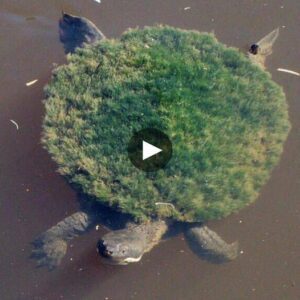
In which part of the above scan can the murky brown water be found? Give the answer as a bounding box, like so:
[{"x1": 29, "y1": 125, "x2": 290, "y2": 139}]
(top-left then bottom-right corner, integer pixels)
[{"x1": 0, "y1": 1, "x2": 299, "y2": 299}]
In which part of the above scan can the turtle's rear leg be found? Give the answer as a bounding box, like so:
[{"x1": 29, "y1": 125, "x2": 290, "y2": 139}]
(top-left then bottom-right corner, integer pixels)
[
  {"x1": 184, "y1": 225, "x2": 239, "y2": 264},
  {"x1": 59, "y1": 12, "x2": 105, "y2": 53},
  {"x1": 31, "y1": 211, "x2": 96, "y2": 270}
]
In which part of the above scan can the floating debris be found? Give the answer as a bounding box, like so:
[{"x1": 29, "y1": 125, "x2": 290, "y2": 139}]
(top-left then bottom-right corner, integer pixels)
[
  {"x1": 26, "y1": 79, "x2": 38, "y2": 86},
  {"x1": 184, "y1": 7, "x2": 191, "y2": 11},
  {"x1": 290, "y1": 280, "x2": 296, "y2": 287},
  {"x1": 10, "y1": 119, "x2": 19, "y2": 130},
  {"x1": 93, "y1": 0, "x2": 101, "y2": 3},
  {"x1": 277, "y1": 68, "x2": 300, "y2": 77},
  {"x1": 155, "y1": 202, "x2": 175, "y2": 209}
]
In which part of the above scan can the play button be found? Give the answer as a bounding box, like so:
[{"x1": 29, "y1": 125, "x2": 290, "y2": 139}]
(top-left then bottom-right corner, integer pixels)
[
  {"x1": 128, "y1": 128, "x2": 172, "y2": 172},
  {"x1": 143, "y1": 141, "x2": 162, "y2": 160}
]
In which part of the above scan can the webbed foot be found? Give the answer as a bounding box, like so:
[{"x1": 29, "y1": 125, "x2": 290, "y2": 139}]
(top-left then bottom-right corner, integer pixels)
[
  {"x1": 59, "y1": 12, "x2": 105, "y2": 53},
  {"x1": 31, "y1": 236, "x2": 67, "y2": 270}
]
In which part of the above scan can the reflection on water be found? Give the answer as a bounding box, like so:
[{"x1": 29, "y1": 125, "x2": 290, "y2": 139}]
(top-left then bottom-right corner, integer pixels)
[{"x1": 0, "y1": 0, "x2": 299, "y2": 299}]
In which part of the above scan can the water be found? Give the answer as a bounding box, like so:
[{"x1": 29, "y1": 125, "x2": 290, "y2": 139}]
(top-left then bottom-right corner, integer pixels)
[{"x1": 0, "y1": 0, "x2": 299, "y2": 299}]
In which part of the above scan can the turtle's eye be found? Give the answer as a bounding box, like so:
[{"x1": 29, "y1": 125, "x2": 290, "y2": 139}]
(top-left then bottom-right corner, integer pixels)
[{"x1": 120, "y1": 246, "x2": 129, "y2": 255}]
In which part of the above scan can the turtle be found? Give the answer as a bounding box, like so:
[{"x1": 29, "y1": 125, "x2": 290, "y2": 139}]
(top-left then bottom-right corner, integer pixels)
[{"x1": 31, "y1": 13, "x2": 290, "y2": 269}]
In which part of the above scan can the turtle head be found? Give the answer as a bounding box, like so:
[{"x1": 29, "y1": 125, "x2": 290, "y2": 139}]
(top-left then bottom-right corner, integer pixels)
[
  {"x1": 97, "y1": 229, "x2": 145, "y2": 265},
  {"x1": 59, "y1": 12, "x2": 104, "y2": 53}
]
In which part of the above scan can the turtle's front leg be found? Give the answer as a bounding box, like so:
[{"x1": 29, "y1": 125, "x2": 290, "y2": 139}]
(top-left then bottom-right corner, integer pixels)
[
  {"x1": 31, "y1": 211, "x2": 96, "y2": 270},
  {"x1": 184, "y1": 225, "x2": 239, "y2": 263}
]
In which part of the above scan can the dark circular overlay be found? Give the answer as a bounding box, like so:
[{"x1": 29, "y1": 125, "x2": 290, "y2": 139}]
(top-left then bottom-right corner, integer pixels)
[{"x1": 128, "y1": 128, "x2": 172, "y2": 172}]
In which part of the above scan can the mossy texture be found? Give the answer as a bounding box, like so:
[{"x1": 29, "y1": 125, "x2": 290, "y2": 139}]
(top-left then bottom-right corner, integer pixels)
[{"x1": 43, "y1": 26, "x2": 290, "y2": 222}]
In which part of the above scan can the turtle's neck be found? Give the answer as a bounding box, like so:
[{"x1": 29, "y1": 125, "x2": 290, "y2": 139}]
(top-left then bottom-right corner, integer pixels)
[{"x1": 126, "y1": 220, "x2": 169, "y2": 253}]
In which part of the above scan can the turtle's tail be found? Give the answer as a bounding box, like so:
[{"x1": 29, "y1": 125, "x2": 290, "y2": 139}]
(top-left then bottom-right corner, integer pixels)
[{"x1": 31, "y1": 211, "x2": 96, "y2": 270}]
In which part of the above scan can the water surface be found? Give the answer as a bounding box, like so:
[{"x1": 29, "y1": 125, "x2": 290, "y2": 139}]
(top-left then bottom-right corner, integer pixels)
[{"x1": 0, "y1": 1, "x2": 299, "y2": 299}]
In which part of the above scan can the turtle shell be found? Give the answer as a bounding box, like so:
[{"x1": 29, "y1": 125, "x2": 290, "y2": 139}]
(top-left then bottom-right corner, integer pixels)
[{"x1": 43, "y1": 26, "x2": 290, "y2": 222}]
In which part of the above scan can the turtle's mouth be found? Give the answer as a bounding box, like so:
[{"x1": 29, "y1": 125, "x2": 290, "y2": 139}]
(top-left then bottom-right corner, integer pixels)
[{"x1": 99, "y1": 254, "x2": 143, "y2": 265}]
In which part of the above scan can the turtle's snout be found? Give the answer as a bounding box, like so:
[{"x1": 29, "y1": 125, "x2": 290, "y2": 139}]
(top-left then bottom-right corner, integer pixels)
[
  {"x1": 97, "y1": 239, "x2": 108, "y2": 256},
  {"x1": 97, "y1": 240, "x2": 111, "y2": 257}
]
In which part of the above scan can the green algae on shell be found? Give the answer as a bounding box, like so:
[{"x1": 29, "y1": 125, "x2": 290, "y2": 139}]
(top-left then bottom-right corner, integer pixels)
[{"x1": 42, "y1": 26, "x2": 290, "y2": 222}]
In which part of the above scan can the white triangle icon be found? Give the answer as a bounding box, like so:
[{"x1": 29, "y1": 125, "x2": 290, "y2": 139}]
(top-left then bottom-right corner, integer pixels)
[{"x1": 143, "y1": 141, "x2": 162, "y2": 160}]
